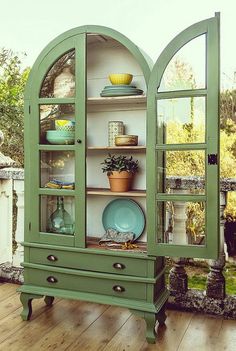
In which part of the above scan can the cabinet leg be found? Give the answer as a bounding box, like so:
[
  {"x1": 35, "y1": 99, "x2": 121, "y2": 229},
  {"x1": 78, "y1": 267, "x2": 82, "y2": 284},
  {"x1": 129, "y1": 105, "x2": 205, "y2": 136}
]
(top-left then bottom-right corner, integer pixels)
[
  {"x1": 20, "y1": 292, "x2": 43, "y2": 321},
  {"x1": 156, "y1": 304, "x2": 167, "y2": 326},
  {"x1": 44, "y1": 296, "x2": 54, "y2": 306},
  {"x1": 143, "y1": 312, "x2": 157, "y2": 344}
]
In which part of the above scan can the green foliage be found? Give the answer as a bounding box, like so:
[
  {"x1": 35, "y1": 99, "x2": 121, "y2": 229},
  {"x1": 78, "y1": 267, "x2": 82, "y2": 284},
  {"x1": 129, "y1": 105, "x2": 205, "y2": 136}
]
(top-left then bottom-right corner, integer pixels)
[
  {"x1": 220, "y1": 124, "x2": 236, "y2": 178},
  {"x1": 165, "y1": 119, "x2": 236, "y2": 179},
  {"x1": 101, "y1": 154, "x2": 139, "y2": 175},
  {"x1": 0, "y1": 48, "x2": 30, "y2": 166},
  {"x1": 224, "y1": 192, "x2": 236, "y2": 222},
  {"x1": 186, "y1": 202, "x2": 205, "y2": 242},
  {"x1": 166, "y1": 121, "x2": 205, "y2": 176},
  {"x1": 220, "y1": 89, "x2": 236, "y2": 131},
  {"x1": 163, "y1": 58, "x2": 197, "y2": 90},
  {"x1": 165, "y1": 117, "x2": 236, "y2": 236},
  {"x1": 164, "y1": 60, "x2": 236, "y2": 175},
  {"x1": 162, "y1": 60, "x2": 236, "y2": 224},
  {"x1": 224, "y1": 262, "x2": 236, "y2": 295}
]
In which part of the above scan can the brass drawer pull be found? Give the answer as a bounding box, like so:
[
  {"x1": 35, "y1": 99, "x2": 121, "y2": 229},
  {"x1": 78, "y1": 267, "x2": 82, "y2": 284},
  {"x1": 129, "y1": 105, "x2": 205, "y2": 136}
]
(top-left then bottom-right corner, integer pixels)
[
  {"x1": 47, "y1": 276, "x2": 58, "y2": 283},
  {"x1": 113, "y1": 262, "x2": 126, "y2": 270},
  {"x1": 113, "y1": 285, "x2": 125, "y2": 293},
  {"x1": 47, "y1": 255, "x2": 58, "y2": 262}
]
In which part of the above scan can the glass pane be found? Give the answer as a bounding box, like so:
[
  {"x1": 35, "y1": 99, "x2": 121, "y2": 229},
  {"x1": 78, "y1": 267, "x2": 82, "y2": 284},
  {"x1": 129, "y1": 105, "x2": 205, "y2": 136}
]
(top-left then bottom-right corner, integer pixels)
[
  {"x1": 40, "y1": 151, "x2": 75, "y2": 189},
  {"x1": 157, "y1": 97, "x2": 205, "y2": 144},
  {"x1": 39, "y1": 104, "x2": 75, "y2": 144},
  {"x1": 157, "y1": 201, "x2": 205, "y2": 246},
  {"x1": 40, "y1": 50, "x2": 75, "y2": 98},
  {"x1": 40, "y1": 195, "x2": 75, "y2": 235},
  {"x1": 159, "y1": 35, "x2": 206, "y2": 92},
  {"x1": 157, "y1": 150, "x2": 205, "y2": 194}
]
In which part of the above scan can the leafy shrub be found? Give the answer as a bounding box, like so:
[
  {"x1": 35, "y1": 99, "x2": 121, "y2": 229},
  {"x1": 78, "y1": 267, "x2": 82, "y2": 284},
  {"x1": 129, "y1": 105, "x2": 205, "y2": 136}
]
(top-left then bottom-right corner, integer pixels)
[{"x1": 0, "y1": 48, "x2": 30, "y2": 166}]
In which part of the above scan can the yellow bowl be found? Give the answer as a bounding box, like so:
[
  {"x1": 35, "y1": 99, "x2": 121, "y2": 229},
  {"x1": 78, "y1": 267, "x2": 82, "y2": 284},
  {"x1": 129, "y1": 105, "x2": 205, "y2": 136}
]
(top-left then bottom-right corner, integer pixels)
[
  {"x1": 109, "y1": 73, "x2": 133, "y2": 85},
  {"x1": 55, "y1": 119, "x2": 75, "y2": 132}
]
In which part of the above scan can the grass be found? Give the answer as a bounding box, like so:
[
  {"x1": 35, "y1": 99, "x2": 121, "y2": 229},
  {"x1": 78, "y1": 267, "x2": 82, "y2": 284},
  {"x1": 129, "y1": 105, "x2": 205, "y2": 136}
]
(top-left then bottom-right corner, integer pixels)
[
  {"x1": 224, "y1": 262, "x2": 236, "y2": 295},
  {"x1": 166, "y1": 259, "x2": 236, "y2": 295}
]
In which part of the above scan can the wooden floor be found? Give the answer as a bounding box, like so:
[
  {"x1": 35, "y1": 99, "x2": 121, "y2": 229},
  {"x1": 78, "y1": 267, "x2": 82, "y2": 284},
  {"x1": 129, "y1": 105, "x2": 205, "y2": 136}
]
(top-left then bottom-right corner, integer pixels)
[{"x1": 1, "y1": 282, "x2": 236, "y2": 351}]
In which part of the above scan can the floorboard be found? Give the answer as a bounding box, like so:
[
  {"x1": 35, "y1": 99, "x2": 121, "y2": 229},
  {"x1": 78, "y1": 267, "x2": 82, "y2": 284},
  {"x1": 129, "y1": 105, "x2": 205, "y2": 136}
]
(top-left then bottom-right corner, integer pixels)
[{"x1": 0, "y1": 283, "x2": 236, "y2": 351}]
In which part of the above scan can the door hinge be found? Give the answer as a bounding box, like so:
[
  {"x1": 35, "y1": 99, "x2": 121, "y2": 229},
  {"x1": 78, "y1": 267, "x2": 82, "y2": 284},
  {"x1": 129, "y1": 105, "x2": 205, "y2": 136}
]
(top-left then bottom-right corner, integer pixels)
[
  {"x1": 208, "y1": 154, "x2": 218, "y2": 165},
  {"x1": 29, "y1": 105, "x2": 31, "y2": 114},
  {"x1": 29, "y1": 222, "x2": 31, "y2": 231}
]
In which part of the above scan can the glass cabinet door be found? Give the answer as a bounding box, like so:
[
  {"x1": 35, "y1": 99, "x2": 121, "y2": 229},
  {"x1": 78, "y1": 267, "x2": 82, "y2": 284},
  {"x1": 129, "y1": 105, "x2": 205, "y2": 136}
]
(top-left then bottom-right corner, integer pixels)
[
  {"x1": 40, "y1": 150, "x2": 75, "y2": 188},
  {"x1": 147, "y1": 14, "x2": 220, "y2": 259},
  {"x1": 25, "y1": 34, "x2": 86, "y2": 247}
]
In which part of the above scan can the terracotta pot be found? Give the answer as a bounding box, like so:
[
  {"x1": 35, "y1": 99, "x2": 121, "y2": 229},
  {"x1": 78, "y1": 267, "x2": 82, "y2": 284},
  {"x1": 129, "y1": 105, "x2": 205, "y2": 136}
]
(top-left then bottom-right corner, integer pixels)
[{"x1": 108, "y1": 171, "x2": 133, "y2": 192}]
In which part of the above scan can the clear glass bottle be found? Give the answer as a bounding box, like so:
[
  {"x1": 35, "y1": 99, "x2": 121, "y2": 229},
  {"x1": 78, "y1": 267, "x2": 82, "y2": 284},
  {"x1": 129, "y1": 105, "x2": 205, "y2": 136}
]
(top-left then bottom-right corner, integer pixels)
[{"x1": 47, "y1": 196, "x2": 74, "y2": 234}]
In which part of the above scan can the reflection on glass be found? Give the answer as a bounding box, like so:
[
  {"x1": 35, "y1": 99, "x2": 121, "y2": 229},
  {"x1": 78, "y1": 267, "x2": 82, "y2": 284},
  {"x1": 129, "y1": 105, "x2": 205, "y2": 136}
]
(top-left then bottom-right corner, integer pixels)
[
  {"x1": 157, "y1": 150, "x2": 205, "y2": 194},
  {"x1": 40, "y1": 50, "x2": 75, "y2": 98},
  {"x1": 41, "y1": 195, "x2": 75, "y2": 235},
  {"x1": 40, "y1": 151, "x2": 75, "y2": 189},
  {"x1": 157, "y1": 97, "x2": 205, "y2": 144},
  {"x1": 157, "y1": 201, "x2": 205, "y2": 246},
  {"x1": 39, "y1": 104, "x2": 75, "y2": 144},
  {"x1": 159, "y1": 35, "x2": 206, "y2": 92}
]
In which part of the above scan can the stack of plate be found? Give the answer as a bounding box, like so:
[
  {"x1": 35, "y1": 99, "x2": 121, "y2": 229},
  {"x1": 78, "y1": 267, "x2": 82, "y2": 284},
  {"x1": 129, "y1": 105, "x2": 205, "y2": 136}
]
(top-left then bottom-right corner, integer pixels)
[{"x1": 100, "y1": 85, "x2": 143, "y2": 97}]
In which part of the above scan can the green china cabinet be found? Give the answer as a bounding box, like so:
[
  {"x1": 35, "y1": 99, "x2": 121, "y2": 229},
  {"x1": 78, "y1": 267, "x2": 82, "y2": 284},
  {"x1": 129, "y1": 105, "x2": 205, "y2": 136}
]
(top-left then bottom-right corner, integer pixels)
[{"x1": 19, "y1": 14, "x2": 220, "y2": 343}]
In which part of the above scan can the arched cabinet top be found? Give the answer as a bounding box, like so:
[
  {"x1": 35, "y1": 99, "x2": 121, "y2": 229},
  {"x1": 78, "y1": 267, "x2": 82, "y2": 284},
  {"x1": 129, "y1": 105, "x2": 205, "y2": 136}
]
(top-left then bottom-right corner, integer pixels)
[
  {"x1": 147, "y1": 14, "x2": 220, "y2": 97},
  {"x1": 25, "y1": 25, "x2": 153, "y2": 99}
]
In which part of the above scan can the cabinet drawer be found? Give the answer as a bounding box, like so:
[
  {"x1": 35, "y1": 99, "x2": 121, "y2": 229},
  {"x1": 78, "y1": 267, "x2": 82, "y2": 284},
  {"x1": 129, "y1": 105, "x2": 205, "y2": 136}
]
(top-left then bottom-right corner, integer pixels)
[
  {"x1": 24, "y1": 267, "x2": 147, "y2": 300},
  {"x1": 29, "y1": 248, "x2": 147, "y2": 277}
]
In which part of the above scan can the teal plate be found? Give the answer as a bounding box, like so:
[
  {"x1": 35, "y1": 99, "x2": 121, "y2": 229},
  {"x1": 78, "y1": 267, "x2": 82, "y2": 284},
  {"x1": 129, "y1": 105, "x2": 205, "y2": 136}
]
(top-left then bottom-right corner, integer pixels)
[
  {"x1": 102, "y1": 199, "x2": 145, "y2": 239},
  {"x1": 103, "y1": 85, "x2": 136, "y2": 89},
  {"x1": 102, "y1": 89, "x2": 143, "y2": 94},
  {"x1": 100, "y1": 91, "x2": 143, "y2": 97}
]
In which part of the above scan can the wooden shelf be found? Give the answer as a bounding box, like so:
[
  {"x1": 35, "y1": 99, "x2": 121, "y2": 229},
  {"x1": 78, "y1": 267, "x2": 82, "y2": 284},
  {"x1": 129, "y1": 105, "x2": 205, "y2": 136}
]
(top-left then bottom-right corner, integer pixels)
[
  {"x1": 87, "y1": 95, "x2": 146, "y2": 112},
  {"x1": 87, "y1": 95, "x2": 146, "y2": 105},
  {"x1": 38, "y1": 145, "x2": 75, "y2": 151},
  {"x1": 87, "y1": 188, "x2": 146, "y2": 197},
  {"x1": 86, "y1": 237, "x2": 147, "y2": 253},
  {"x1": 39, "y1": 188, "x2": 75, "y2": 196},
  {"x1": 87, "y1": 146, "x2": 146, "y2": 151}
]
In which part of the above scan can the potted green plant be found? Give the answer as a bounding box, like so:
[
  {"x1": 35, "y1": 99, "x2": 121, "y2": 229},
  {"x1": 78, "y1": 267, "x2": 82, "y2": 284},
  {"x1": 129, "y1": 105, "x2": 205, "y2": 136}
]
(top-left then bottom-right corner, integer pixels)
[{"x1": 101, "y1": 154, "x2": 139, "y2": 192}]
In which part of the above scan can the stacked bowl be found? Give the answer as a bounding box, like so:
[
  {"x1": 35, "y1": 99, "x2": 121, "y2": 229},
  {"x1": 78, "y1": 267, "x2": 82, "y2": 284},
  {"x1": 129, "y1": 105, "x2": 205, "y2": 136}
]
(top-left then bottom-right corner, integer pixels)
[
  {"x1": 100, "y1": 74, "x2": 143, "y2": 97},
  {"x1": 46, "y1": 120, "x2": 75, "y2": 145}
]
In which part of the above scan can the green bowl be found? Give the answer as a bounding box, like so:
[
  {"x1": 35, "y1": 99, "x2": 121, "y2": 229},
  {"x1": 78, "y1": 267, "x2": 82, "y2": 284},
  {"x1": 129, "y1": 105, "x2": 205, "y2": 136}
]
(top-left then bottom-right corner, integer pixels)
[
  {"x1": 46, "y1": 130, "x2": 75, "y2": 144},
  {"x1": 46, "y1": 130, "x2": 75, "y2": 136}
]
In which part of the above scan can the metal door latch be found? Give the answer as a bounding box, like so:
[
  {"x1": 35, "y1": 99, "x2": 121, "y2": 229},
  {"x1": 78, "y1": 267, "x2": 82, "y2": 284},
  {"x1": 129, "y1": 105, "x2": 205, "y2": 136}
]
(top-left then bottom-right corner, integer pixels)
[{"x1": 208, "y1": 154, "x2": 218, "y2": 165}]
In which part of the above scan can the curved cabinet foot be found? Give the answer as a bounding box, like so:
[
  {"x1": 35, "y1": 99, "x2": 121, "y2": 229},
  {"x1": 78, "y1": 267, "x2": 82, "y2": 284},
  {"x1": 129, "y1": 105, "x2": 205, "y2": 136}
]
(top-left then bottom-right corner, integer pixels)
[
  {"x1": 130, "y1": 304, "x2": 167, "y2": 344},
  {"x1": 20, "y1": 292, "x2": 43, "y2": 321},
  {"x1": 44, "y1": 296, "x2": 54, "y2": 306},
  {"x1": 156, "y1": 304, "x2": 167, "y2": 326},
  {"x1": 143, "y1": 312, "x2": 157, "y2": 344}
]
